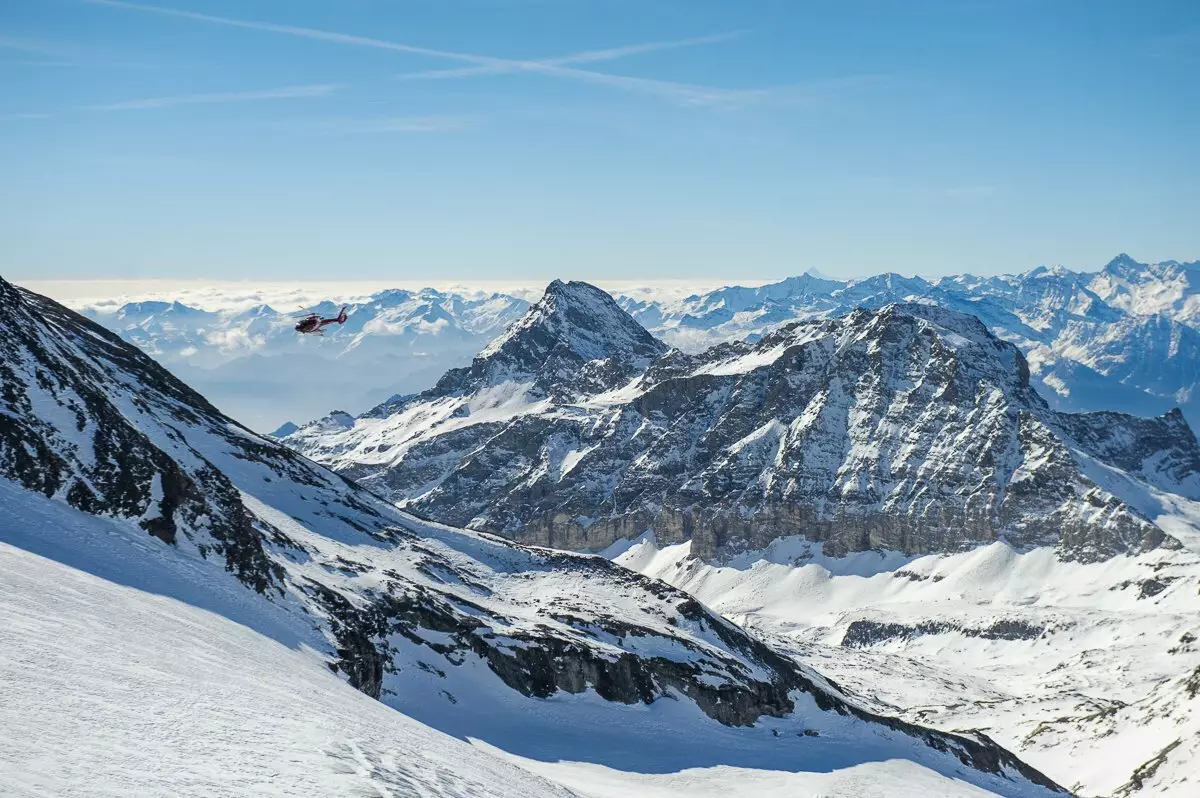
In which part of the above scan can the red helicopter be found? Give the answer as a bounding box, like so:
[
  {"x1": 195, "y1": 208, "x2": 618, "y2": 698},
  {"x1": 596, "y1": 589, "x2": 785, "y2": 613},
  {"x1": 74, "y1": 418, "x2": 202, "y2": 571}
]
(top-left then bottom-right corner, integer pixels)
[{"x1": 294, "y1": 305, "x2": 349, "y2": 335}]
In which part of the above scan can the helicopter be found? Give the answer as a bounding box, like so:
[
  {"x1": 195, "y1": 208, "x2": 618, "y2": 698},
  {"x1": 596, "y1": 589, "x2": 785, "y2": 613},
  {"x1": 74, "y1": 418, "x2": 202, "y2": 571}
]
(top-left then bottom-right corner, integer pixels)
[{"x1": 293, "y1": 305, "x2": 349, "y2": 335}]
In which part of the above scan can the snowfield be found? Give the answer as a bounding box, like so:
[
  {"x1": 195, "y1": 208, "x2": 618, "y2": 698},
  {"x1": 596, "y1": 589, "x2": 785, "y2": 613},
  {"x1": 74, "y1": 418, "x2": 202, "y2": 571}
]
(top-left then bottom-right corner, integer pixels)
[
  {"x1": 613, "y1": 535, "x2": 1200, "y2": 797},
  {"x1": 0, "y1": 502, "x2": 575, "y2": 798},
  {"x1": 0, "y1": 478, "x2": 1057, "y2": 798}
]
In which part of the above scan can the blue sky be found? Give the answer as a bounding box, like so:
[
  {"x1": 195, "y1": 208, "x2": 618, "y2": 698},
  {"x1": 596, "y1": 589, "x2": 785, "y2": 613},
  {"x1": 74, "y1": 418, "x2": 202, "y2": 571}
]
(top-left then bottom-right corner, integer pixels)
[{"x1": 2, "y1": 0, "x2": 1198, "y2": 281}]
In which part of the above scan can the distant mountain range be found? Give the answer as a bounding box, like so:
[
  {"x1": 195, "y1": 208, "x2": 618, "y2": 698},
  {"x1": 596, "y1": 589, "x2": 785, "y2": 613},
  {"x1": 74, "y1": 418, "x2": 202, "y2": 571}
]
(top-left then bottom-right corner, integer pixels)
[
  {"x1": 621, "y1": 254, "x2": 1200, "y2": 427},
  {"x1": 82, "y1": 289, "x2": 530, "y2": 431},
  {"x1": 79, "y1": 254, "x2": 1200, "y2": 433}
]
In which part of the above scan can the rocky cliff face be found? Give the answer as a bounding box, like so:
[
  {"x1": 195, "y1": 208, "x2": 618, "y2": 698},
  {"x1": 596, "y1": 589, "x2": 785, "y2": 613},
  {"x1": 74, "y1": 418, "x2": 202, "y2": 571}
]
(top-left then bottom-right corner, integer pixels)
[
  {"x1": 288, "y1": 287, "x2": 1200, "y2": 564},
  {"x1": 0, "y1": 276, "x2": 1063, "y2": 793},
  {"x1": 0, "y1": 277, "x2": 283, "y2": 592}
]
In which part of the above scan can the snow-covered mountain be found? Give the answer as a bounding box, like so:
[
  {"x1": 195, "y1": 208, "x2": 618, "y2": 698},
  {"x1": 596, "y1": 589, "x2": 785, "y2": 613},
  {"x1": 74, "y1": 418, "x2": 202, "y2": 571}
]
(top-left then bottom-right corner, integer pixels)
[
  {"x1": 286, "y1": 284, "x2": 1199, "y2": 565},
  {"x1": 620, "y1": 255, "x2": 1200, "y2": 428},
  {"x1": 79, "y1": 288, "x2": 529, "y2": 432},
  {"x1": 0, "y1": 275, "x2": 1061, "y2": 796},
  {"x1": 433, "y1": 279, "x2": 669, "y2": 403},
  {"x1": 284, "y1": 279, "x2": 1200, "y2": 796},
  {"x1": 1089, "y1": 254, "x2": 1200, "y2": 325}
]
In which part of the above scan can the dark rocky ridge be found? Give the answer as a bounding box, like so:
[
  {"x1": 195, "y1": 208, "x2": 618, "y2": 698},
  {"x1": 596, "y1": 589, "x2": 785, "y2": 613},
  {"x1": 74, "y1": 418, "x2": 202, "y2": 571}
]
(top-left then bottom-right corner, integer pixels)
[
  {"x1": 372, "y1": 279, "x2": 668, "y2": 414},
  {"x1": 0, "y1": 277, "x2": 282, "y2": 592},
  {"x1": 841, "y1": 618, "x2": 1052, "y2": 648}
]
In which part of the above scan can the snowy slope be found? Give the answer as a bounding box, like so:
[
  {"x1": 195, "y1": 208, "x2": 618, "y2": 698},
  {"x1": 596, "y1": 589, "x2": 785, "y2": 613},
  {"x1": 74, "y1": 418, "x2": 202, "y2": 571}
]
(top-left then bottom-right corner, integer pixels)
[
  {"x1": 0, "y1": 522, "x2": 576, "y2": 798},
  {"x1": 612, "y1": 535, "x2": 1200, "y2": 797},
  {"x1": 2, "y1": 484, "x2": 1053, "y2": 798},
  {"x1": 0, "y1": 276, "x2": 1062, "y2": 796}
]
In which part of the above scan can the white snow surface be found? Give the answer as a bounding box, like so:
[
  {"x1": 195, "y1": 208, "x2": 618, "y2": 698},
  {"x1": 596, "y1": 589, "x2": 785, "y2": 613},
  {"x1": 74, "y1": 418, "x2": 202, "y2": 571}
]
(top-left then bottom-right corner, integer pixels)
[
  {"x1": 0, "y1": 531, "x2": 575, "y2": 798},
  {"x1": 0, "y1": 455, "x2": 1057, "y2": 798},
  {"x1": 613, "y1": 535, "x2": 1200, "y2": 798}
]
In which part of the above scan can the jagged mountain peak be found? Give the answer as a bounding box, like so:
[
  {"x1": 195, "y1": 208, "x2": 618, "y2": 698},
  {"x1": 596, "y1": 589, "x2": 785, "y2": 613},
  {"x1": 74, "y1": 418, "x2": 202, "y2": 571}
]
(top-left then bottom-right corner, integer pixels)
[
  {"x1": 480, "y1": 279, "x2": 665, "y2": 361},
  {"x1": 1024, "y1": 264, "x2": 1075, "y2": 280},
  {"x1": 113, "y1": 298, "x2": 213, "y2": 322},
  {"x1": 268, "y1": 420, "x2": 299, "y2": 438},
  {"x1": 1104, "y1": 252, "x2": 1142, "y2": 271},
  {"x1": 426, "y1": 279, "x2": 667, "y2": 401},
  {"x1": 116, "y1": 299, "x2": 173, "y2": 314},
  {"x1": 874, "y1": 300, "x2": 992, "y2": 336},
  {"x1": 771, "y1": 302, "x2": 1012, "y2": 363}
]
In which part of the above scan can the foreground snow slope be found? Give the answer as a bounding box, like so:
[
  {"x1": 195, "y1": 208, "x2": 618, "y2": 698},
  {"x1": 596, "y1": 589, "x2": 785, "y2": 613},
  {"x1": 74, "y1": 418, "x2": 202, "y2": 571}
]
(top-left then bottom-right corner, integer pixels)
[
  {"x1": 614, "y1": 535, "x2": 1200, "y2": 798},
  {"x1": 0, "y1": 276, "x2": 1061, "y2": 796},
  {"x1": 0, "y1": 525, "x2": 575, "y2": 798},
  {"x1": 0, "y1": 492, "x2": 1049, "y2": 798}
]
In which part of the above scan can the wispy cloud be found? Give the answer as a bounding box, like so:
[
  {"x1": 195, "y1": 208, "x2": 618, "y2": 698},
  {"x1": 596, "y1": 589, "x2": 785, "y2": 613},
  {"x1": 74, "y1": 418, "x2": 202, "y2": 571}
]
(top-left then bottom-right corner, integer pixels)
[
  {"x1": 293, "y1": 116, "x2": 472, "y2": 134},
  {"x1": 2, "y1": 84, "x2": 338, "y2": 122},
  {"x1": 0, "y1": 112, "x2": 54, "y2": 121},
  {"x1": 86, "y1": 0, "x2": 547, "y2": 65},
  {"x1": 83, "y1": 83, "x2": 340, "y2": 111},
  {"x1": 395, "y1": 32, "x2": 745, "y2": 81},
  {"x1": 87, "y1": 0, "x2": 768, "y2": 108},
  {"x1": 0, "y1": 32, "x2": 159, "y2": 69},
  {"x1": 0, "y1": 59, "x2": 81, "y2": 68},
  {"x1": 0, "y1": 34, "x2": 80, "y2": 60},
  {"x1": 943, "y1": 184, "x2": 999, "y2": 198}
]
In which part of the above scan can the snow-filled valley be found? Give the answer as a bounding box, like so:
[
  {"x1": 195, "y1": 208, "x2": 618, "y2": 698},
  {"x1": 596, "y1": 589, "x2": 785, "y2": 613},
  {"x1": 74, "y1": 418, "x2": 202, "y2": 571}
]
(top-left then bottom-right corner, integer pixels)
[{"x1": 612, "y1": 534, "x2": 1200, "y2": 797}]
